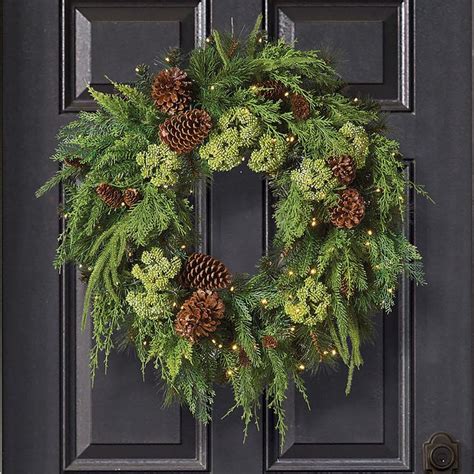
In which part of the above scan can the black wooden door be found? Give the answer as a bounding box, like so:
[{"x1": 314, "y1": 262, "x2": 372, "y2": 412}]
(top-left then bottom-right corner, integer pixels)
[{"x1": 4, "y1": 1, "x2": 472, "y2": 473}]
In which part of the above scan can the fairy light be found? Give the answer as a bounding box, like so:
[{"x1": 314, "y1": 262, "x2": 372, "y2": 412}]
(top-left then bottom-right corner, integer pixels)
[
  {"x1": 232, "y1": 344, "x2": 238, "y2": 351},
  {"x1": 227, "y1": 369, "x2": 234, "y2": 376},
  {"x1": 121, "y1": 202, "x2": 126, "y2": 207},
  {"x1": 218, "y1": 343, "x2": 223, "y2": 349},
  {"x1": 310, "y1": 268, "x2": 317, "y2": 275},
  {"x1": 388, "y1": 288, "x2": 394, "y2": 294},
  {"x1": 331, "y1": 349, "x2": 337, "y2": 356},
  {"x1": 211, "y1": 339, "x2": 217, "y2": 345},
  {"x1": 288, "y1": 270, "x2": 294, "y2": 276},
  {"x1": 230, "y1": 286, "x2": 235, "y2": 292},
  {"x1": 298, "y1": 364, "x2": 305, "y2": 371},
  {"x1": 375, "y1": 188, "x2": 381, "y2": 193},
  {"x1": 353, "y1": 97, "x2": 359, "y2": 103},
  {"x1": 290, "y1": 326, "x2": 296, "y2": 333},
  {"x1": 180, "y1": 244, "x2": 186, "y2": 250},
  {"x1": 165, "y1": 56, "x2": 170, "y2": 63},
  {"x1": 210, "y1": 85, "x2": 215, "y2": 90},
  {"x1": 311, "y1": 217, "x2": 318, "y2": 227},
  {"x1": 365, "y1": 241, "x2": 370, "y2": 247},
  {"x1": 323, "y1": 350, "x2": 329, "y2": 356},
  {"x1": 173, "y1": 302, "x2": 177, "y2": 308},
  {"x1": 286, "y1": 134, "x2": 296, "y2": 143},
  {"x1": 284, "y1": 91, "x2": 290, "y2": 97},
  {"x1": 367, "y1": 229, "x2": 373, "y2": 236},
  {"x1": 261, "y1": 298, "x2": 268, "y2": 306}
]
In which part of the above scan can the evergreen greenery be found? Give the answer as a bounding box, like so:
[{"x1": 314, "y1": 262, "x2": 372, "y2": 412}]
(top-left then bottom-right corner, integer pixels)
[{"x1": 37, "y1": 16, "x2": 427, "y2": 443}]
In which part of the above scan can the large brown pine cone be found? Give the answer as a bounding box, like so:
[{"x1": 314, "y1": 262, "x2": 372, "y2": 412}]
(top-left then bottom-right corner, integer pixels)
[
  {"x1": 182, "y1": 253, "x2": 231, "y2": 290},
  {"x1": 174, "y1": 289, "x2": 225, "y2": 343},
  {"x1": 329, "y1": 155, "x2": 356, "y2": 185},
  {"x1": 159, "y1": 109, "x2": 212, "y2": 154},
  {"x1": 123, "y1": 188, "x2": 141, "y2": 208},
  {"x1": 256, "y1": 80, "x2": 288, "y2": 101},
  {"x1": 151, "y1": 67, "x2": 192, "y2": 115},
  {"x1": 290, "y1": 93, "x2": 311, "y2": 120},
  {"x1": 96, "y1": 183, "x2": 123, "y2": 208},
  {"x1": 330, "y1": 188, "x2": 366, "y2": 229}
]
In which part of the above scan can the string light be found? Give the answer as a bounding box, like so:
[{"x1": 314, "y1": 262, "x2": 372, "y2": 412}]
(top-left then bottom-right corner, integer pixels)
[
  {"x1": 121, "y1": 202, "x2": 126, "y2": 207},
  {"x1": 211, "y1": 339, "x2": 217, "y2": 344},
  {"x1": 232, "y1": 344, "x2": 238, "y2": 351},
  {"x1": 290, "y1": 326, "x2": 296, "y2": 332},
  {"x1": 331, "y1": 349, "x2": 337, "y2": 356},
  {"x1": 286, "y1": 134, "x2": 296, "y2": 143},
  {"x1": 311, "y1": 217, "x2": 318, "y2": 227},
  {"x1": 288, "y1": 270, "x2": 294, "y2": 276},
  {"x1": 365, "y1": 241, "x2": 370, "y2": 247},
  {"x1": 230, "y1": 286, "x2": 235, "y2": 292},
  {"x1": 210, "y1": 85, "x2": 215, "y2": 90},
  {"x1": 172, "y1": 302, "x2": 177, "y2": 308},
  {"x1": 284, "y1": 91, "x2": 290, "y2": 97},
  {"x1": 353, "y1": 97, "x2": 359, "y2": 103},
  {"x1": 375, "y1": 188, "x2": 381, "y2": 193},
  {"x1": 298, "y1": 364, "x2": 305, "y2": 371},
  {"x1": 310, "y1": 268, "x2": 317, "y2": 275},
  {"x1": 388, "y1": 288, "x2": 394, "y2": 294},
  {"x1": 218, "y1": 343, "x2": 223, "y2": 349},
  {"x1": 323, "y1": 350, "x2": 329, "y2": 355},
  {"x1": 227, "y1": 369, "x2": 234, "y2": 376},
  {"x1": 261, "y1": 298, "x2": 268, "y2": 306},
  {"x1": 165, "y1": 56, "x2": 170, "y2": 63},
  {"x1": 367, "y1": 229, "x2": 373, "y2": 236}
]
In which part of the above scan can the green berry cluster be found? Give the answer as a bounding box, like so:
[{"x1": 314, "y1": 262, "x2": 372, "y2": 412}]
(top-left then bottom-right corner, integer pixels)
[
  {"x1": 136, "y1": 143, "x2": 181, "y2": 188},
  {"x1": 284, "y1": 277, "x2": 331, "y2": 326},
  {"x1": 200, "y1": 107, "x2": 262, "y2": 171},
  {"x1": 248, "y1": 133, "x2": 288, "y2": 173},
  {"x1": 290, "y1": 157, "x2": 338, "y2": 201},
  {"x1": 340, "y1": 122, "x2": 369, "y2": 168},
  {"x1": 126, "y1": 248, "x2": 181, "y2": 321}
]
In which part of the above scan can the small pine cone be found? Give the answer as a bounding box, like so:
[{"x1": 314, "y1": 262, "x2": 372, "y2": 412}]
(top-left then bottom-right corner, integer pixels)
[
  {"x1": 330, "y1": 188, "x2": 366, "y2": 229},
  {"x1": 329, "y1": 155, "x2": 356, "y2": 185},
  {"x1": 227, "y1": 38, "x2": 239, "y2": 58},
  {"x1": 182, "y1": 253, "x2": 231, "y2": 290},
  {"x1": 151, "y1": 67, "x2": 192, "y2": 115},
  {"x1": 64, "y1": 157, "x2": 85, "y2": 169},
  {"x1": 239, "y1": 349, "x2": 250, "y2": 367},
  {"x1": 262, "y1": 335, "x2": 278, "y2": 349},
  {"x1": 96, "y1": 183, "x2": 123, "y2": 208},
  {"x1": 123, "y1": 188, "x2": 141, "y2": 208},
  {"x1": 174, "y1": 289, "x2": 225, "y2": 343},
  {"x1": 290, "y1": 93, "x2": 310, "y2": 120},
  {"x1": 340, "y1": 278, "x2": 349, "y2": 297},
  {"x1": 256, "y1": 80, "x2": 288, "y2": 101},
  {"x1": 159, "y1": 109, "x2": 212, "y2": 154}
]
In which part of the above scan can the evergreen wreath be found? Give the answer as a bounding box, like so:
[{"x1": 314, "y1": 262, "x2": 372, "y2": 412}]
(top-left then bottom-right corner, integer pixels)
[{"x1": 38, "y1": 17, "x2": 428, "y2": 440}]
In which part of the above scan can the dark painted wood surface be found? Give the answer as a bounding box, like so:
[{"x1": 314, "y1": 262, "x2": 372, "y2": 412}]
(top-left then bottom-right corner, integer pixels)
[{"x1": 3, "y1": 0, "x2": 472, "y2": 472}]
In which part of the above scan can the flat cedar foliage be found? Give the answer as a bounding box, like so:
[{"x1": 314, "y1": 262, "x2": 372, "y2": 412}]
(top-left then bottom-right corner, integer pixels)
[{"x1": 37, "y1": 17, "x2": 427, "y2": 442}]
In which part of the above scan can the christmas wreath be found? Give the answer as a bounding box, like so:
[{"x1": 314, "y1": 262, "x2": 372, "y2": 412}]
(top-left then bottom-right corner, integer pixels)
[{"x1": 38, "y1": 17, "x2": 427, "y2": 439}]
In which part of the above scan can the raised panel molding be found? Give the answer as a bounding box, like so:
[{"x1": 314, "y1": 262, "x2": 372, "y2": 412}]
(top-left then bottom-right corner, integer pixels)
[
  {"x1": 264, "y1": 162, "x2": 415, "y2": 471},
  {"x1": 62, "y1": 267, "x2": 208, "y2": 471},
  {"x1": 265, "y1": 0, "x2": 413, "y2": 112},
  {"x1": 61, "y1": 0, "x2": 208, "y2": 112}
]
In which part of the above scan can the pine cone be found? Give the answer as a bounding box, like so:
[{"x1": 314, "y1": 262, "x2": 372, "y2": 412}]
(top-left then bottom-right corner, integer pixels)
[
  {"x1": 340, "y1": 278, "x2": 349, "y2": 297},
  {"x1": 96, "y1": 183, "x2": 123, "y2": 208},
  {"x1": 329, "y1": 155, "x2": 356, "y2": 185},
  {"x1": 262, "y1": 335, "x2": 278, "y2": 349},
  {"x1": 174, "y1": 289, "x2": 225, "y2": 343},
  {"x1": 290, "y1": 93, "x2": 310, "y2": 120},
  {"x1": 330, "y1": 188, "x2": 366, "y2": 229},
  {"x1": 123, "y1": 188, "x2": 141, "y2": 208},
  {"x1": 64, "y1": 156, "x2": 85, "y2": 169},
  {"x1": 159, "y1": 109, "x2": 212, "y2": 154},
  {"x1": 151, "y1": 67, "x2": 192, "y2": 115},
  {"x1": 255, "y1": 80, "x2": 288, "y2": 101},
  {"x1": 239, "y1": 349, "x2": 250, "y2": 367},
  {"x1": 182, "y1": 253, "x2": 231, "y2": 290}
]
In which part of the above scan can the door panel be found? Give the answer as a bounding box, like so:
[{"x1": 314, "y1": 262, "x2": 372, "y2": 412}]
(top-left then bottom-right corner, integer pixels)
[{"x1": 3, "y1": 0, "x2": 472, "y2": 473}]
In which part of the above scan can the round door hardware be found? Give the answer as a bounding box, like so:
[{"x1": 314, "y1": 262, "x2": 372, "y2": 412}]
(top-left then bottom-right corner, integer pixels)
[{"x1": 423, "y1": 432, "x2": 459, "y2": 473}]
